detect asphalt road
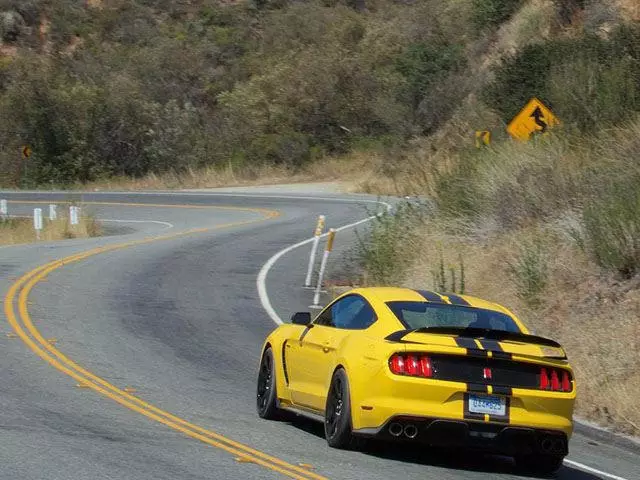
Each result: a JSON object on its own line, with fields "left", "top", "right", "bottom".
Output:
{"left": 0, "top": 188, "right": 638, "bottom": 480}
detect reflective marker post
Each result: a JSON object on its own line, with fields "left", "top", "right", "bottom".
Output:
{"left": 49, "top": 204, "right": 57, "bottom": 221}
{"left": 311, "top": 228, "right": 336, "bottom": 308}
{"left": 304, "top": 215, "right": 326, "bottom": 288}
{"left": 34, "top": 208, "right": 43, "bottom": 240}
{"left": 0, "top": 199, "right": 7, "bottom": 220}
{"left": 70, "top": 206, "right": 79, "bottom": 226}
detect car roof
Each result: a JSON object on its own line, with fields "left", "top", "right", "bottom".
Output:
{"left": 347, "top": 287, "right": 513, "bottom": 316}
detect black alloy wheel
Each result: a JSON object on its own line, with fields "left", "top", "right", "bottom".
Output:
{"left": 256, "top": 347, "right": 279, "bottom": 419}
{"left": 324, "top": 368, "right": 356, "bottom": 448}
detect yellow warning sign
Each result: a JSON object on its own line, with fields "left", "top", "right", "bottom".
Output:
{"left": 506, "top": 98, "right": 560, "bottom": 141}
{"left": 475, "top": 131, "right": 491, "bottom": 148}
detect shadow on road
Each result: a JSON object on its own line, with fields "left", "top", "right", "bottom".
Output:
{"left": 283, "top": 415, "right": 603, "bottom": 479}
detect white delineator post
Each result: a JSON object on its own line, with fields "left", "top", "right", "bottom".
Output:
{"left": 34, "top": 208, "right": 43, "bottom": 240}
{"left": 312, "top": 228, "right": 336, "bottom": 308}
{"left": 70, "top": 206, "right": 79, "bottom": 226}
{"left": 49, "top": 204, "right": 57, "bottom": 221}
{"left": 304, "top": 215, "right": 326, "bottom": 287}
{"left": 0, "top": 199, "right": 7, "bottom": 220}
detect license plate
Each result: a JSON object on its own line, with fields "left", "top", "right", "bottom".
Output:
{"left": 469, "top": 394, "right": 506, "bottom": 416}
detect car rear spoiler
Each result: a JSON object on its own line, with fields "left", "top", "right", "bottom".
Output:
{"left": 385, "top": 327, "right": 566, "bottom": 359}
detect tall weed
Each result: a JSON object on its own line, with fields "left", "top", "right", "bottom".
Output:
{"left": 581, "top": 183, "right": 640, "bottom": 278}
{"left": 355, "top": 201, "right": 428, "bottom": 285}
{"left": 508, "top": 236, "right": 549, "bottom": 307}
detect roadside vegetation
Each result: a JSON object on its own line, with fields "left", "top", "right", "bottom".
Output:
{"left": 348, "top": 1, "right": 640, "bottom": 436}
{"left": 1, "top": 0, "right": 640, "bottom": 435}
{"left": 0, "top": 209, "right": 101, "bottom": 245}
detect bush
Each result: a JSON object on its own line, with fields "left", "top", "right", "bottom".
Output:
{"left": 581, "top": 183, "right": 640, "bottom": 278}
{"left": 355, "top": 201, "right": 428, "bottom": 285}
{"left": 508, "top": 236, "right": 549, "bottom": 307}
{"left": 471, "top": 0, "right": 525, "bottom": 32}
{"left": 483, "top": 24, "right": 640, "bottom": 131}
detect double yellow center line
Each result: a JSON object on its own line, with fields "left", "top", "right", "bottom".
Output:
{"left": 3, "top": 202, "right": 326, "bottom": 480}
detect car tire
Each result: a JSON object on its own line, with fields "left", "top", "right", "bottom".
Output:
{"left": 324, "top": 368, "right": 356, "bottom": 449}
{"left": 516, "top": 454, "right": 564, "bottom": 476}
{"left": 256, "top": 347, "right": 280, "bottom": 420}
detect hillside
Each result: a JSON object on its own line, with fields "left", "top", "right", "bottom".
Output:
{"left": 2, "top": 0, "right": 640, "bottom": 434}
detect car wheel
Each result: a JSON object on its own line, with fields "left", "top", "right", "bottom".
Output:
{"left": 324, "top": 368, "right": 356, "bottom": 449}
{"left": 256, "top": 347, "right": 279, "bottom": 419}
{"left": 516, "top": 454, "right": 564, "bottom": 476}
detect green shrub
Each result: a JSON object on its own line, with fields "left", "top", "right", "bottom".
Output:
{"left": 471, "top": 0, "right": 525, "bottom": 32}
{"left": 395, "top": 41, "right": 467, "bottom": 131}
{"left": 355, "top": 201, "right": 427, "bottom": 285}
{"left": 483, "top": 24, "right": 640, "bottom": 131}
{"left": 508, "top": 236, "right": 549, "bottom": 307}
{"left": 581, "top": 183, "right": 640, "bottom": 278}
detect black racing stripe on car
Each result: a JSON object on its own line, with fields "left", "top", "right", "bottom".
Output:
{"left": 455, "top": 337, "right": 478, "bottom": 350}
{"left": 492, "top": 386, "right": 513, "bottom": 396}
{"left": 478, "top": 339, "right": 503, "bottom": 352}
{"left": 491, "top": 351, "right": 513, "bottom": 360}
{"left": 444, "top": 293, "right": 470, "bottom": 306}
{"left": 414, "top": 290, "right": 445, "bottom": 303}
{"left": 467, "top": 383, "right": 489, "bottom": 393}
{"left": 466, "top": 348, "right": 489, "bottom": 358}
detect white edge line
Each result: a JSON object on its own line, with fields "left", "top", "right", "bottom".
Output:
{"left": 255, "top": 199, "right": 631, "bottom": 480}
{"left": 563, "top": 459, "right": 630, "bottom": 480}
{"left": 100, "top": 219, "right": 174, "bottom": 230}
{"left": 257, "top": 201, "right": 391, "bottom": 326}
{"left": 7, "top": 215, "right": 174, "bottom": 230}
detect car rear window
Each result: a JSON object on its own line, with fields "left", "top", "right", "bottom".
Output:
{"left": 386, "top": 301, "right": 521, "bottom": 333}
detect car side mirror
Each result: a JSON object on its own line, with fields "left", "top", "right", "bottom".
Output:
{"left": 291, "top": 312, "right": 311, "bottom": 326}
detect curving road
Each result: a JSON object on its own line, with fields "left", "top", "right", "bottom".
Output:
{"left": 0, "top": 188, "right": 638, "bottom": 480}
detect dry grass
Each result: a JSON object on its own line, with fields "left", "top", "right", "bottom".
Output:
{"left": 0, "top": 211, "right": 101, "bottom": 246}
{"left": 401, "top": 219, "right": 640, "bottom": 435}
{"left": 81, "top": 155, "right": 378, "bottom": 193}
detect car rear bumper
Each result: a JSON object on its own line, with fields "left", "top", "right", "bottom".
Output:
{"left": 354, "top": 416, "right": 569, "bottom": 456}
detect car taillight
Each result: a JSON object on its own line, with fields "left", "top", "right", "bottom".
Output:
{"left": 406, "top": 355, "right": 419, "bottom": 376}
{"left": 561, "top": 370, "right": 571, "bottom": 392}
{"left": 390, "top": 355, "right": 405, "bottom": 375}
{"left": 540, "top": 368, "right": 549, "bottom": 390}
{"left": 389, "top": 354, "right": 432, "bottom": 378}
{"left": 539, "top": 367, "right": 572, "bottom": 392}
{"left": 419, "top": 356, "right": 432, "bottom": 377}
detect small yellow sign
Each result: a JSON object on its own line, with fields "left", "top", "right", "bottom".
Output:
{"left": 22, "top": 145, "right": 32, "bottom": 159}
{"left": 506, "top": 98, "right": 560, "bottom": 141}
{"left": 475, "top": 131, "right": 491, "bottom": 148}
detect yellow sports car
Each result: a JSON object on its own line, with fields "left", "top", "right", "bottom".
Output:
{"left": 256, "top": 288, "right": 575, "bottom": 474}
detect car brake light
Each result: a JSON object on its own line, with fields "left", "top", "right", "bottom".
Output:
{"left": 389, "top": 354, "right": 432, "bottom": 378}
{"left": 540, "top": 367, "right": 571, "bottom": 392}
{"left": 550, "top": 369, "right": 560, "bottom": 391}
{"left": 406, "top": 355, "right": 419, "bottom": 376}
{"left": 419, "top": 356, "right": 433, "bottom": 378}
{"left": 561, "top": 370, "right": 571, "bottom": 392}
{"left": 540, "top": 368, "right": 549, "bottom": 390}
{"left": 390, "top": 355, "right": 405, "bottom": 375}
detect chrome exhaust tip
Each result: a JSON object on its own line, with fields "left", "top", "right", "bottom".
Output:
{"left": 403, "top": 424, "right": 418, "bottom": 439}
{"left": 388, "top": 422, "right": 403, "bottom": 437}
